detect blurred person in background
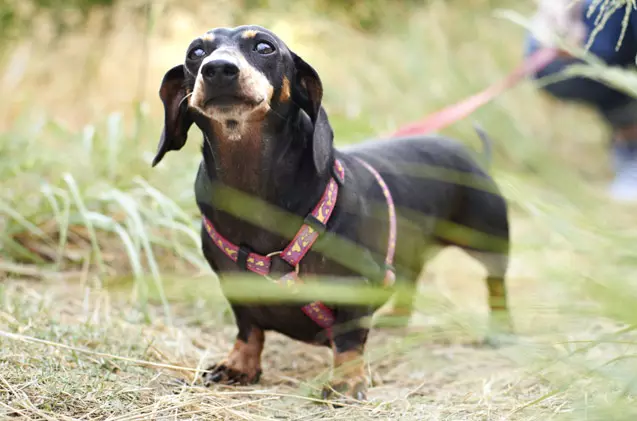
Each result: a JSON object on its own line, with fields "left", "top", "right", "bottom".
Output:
{"left": 525, "top": 0, "right": 637, "bottom": 202}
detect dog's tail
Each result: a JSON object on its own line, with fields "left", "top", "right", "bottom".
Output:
{"left": 472, "top": 121, "right": 493, "bottom": 170}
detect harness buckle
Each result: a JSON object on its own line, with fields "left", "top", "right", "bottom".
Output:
{"left": 303, "top": 214, "right": 327, "bottom": 235}
{"left": 236, "top": 243, "right": 252, "bottom": 271}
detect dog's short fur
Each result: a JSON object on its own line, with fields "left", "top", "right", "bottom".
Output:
{"left": 153, "top": 25, "right": 513, "bottom": 401}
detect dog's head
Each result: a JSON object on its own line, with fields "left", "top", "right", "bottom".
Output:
{"left": 152, "top": 25, "right": 333, "bottom": 176}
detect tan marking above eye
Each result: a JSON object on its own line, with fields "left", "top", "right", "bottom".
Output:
{"left": 279, "top": 76, "right": 291, "bottom": 102}
{"left": 201, "top": 33, "right": 215, "bottom": 42}
{"left": 241, "top": 30, "right": 258, "bottom": 39}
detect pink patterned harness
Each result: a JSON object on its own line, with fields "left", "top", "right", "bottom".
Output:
{"left": 203, "top": 158, "right": 397, "bottom": 339}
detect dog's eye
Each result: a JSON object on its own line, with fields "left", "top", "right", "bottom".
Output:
{"left": 254, "top": 41, "right": 275, "bottom": 55}
{"left": 188, "top": 47, "right": 206, "bottom": 60}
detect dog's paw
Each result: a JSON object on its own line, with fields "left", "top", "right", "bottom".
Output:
{"left": 202, "top": 330, "right": 265, "bottom": 387}
{"left": 201, "top": 362, "right": 262, "bottom": 386}
{"left": 321, "top": 376, "right": 367, "bottom": 404}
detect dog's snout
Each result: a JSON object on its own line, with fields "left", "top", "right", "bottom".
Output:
{"left": 202, "top": 59, "right": 239, "bottom": 84}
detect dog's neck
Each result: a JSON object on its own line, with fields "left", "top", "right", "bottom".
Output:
{"left": 196, "top": 109, "right": 332, "bottom": 252}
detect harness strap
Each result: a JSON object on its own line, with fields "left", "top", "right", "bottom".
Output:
{"left": 203, "top": 158, "right": 397, "bottom": 342}
{"left": 202, "top": 160, "right": 344, "bottom": 276}
{"left": 280, "top": 160, "right": 345, "bottom": 268}
{"left": 354, "top": 157, "right": 397, "bottom": 287}
{"left": 203, "top": 217, "right": 271, "bottom": 275}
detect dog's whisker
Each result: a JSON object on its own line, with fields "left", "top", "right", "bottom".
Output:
{"left": 179, "top": 92, "right": 194, "bottom": 109}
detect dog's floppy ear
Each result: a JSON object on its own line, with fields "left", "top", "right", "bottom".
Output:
{"left": 291, "top": 52, "right": 333, "bottom": 176}
{"left": 152, "top": 65, "right": 193, "bottom": 167}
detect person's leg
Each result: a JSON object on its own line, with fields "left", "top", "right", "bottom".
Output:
{"left": 525, "top": 2, "right": 637, "bottom": 201}
{"left": 589, "top": 4, "right": 637, "bottom": 201}
{"left": 608, "top": 7, "right": 637, "bottom": 201}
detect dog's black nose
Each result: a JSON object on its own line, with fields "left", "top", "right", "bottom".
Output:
{"left": 201, "top": 59, "right": 239, "bottom": 84}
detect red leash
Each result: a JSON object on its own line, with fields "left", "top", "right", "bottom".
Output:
{"left": 391, "top": 48, "right": 558, "bottom": 137}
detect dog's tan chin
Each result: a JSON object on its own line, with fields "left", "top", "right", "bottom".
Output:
{"left": 204, "top": 99, "right": 269, "bottom": 121}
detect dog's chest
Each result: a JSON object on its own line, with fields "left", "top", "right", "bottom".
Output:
{"left": 204, "top": 240, "right": 337, "bottom": 343}
{"left": 242, "top": 303, "right": 330, "bottom": 345}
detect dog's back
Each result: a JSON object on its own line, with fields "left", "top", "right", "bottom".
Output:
{"left": 337, "top": 135, "right": 505, "bottom": 234}
{"left": 338, "top": 134, "right": 490, "bottom": 176}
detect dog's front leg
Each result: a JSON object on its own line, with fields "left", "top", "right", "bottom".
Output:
{"left": 203, "top": 306, "right": 264, "bottom": 386}
{"left": 322, "top": 321, "right": 369, "bottom": 402}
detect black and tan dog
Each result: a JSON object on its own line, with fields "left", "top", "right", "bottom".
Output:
{"left": 153, "top": 25, "right": 513, "bottom": 401}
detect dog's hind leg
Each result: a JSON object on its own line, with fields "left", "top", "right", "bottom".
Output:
{"left": 444, "top": 186, "right": 516, "bottom": 347}
{"left": 466, "top": 247, "right": 516, "bottom": 347}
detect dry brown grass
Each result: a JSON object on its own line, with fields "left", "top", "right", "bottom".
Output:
{"left": 0, "top": 270, "right": 560, "bottom": 420}
{"left": 2, "top": 197, "right": 635, "bottom": 420}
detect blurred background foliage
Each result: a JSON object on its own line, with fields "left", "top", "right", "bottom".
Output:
{"left": 0, "top": 0, "right": 116, "bottom": 42}
{"left": 0, "top": 0, "right": 437, "bottom": 42}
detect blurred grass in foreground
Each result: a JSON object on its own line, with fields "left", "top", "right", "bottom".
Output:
{"left": 1, "top": 0, "right": 637, "bottom": 419}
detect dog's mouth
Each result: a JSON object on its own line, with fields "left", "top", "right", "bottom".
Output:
{"left": 204, "top": 94, "right": 263, "bottom": 108}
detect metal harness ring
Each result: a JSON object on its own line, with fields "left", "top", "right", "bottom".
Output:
{"left": 265, "top": 250, "right": 300, "bottom": 283}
